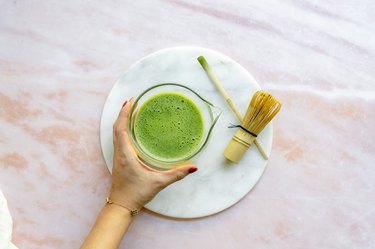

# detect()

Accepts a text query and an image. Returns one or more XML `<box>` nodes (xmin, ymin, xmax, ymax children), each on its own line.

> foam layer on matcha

<box><xmin>134</xmin><ymin>92</ymin><xmax>204</xmax><ymax>161</ymax></box>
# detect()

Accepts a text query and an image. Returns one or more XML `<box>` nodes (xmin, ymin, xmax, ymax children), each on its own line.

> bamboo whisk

<box><xmin>224</xmin><ymin>91</ymin><xmax>282</xmax><ymax>163</ymax></box>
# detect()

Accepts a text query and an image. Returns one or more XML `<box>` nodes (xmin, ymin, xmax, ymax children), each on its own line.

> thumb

<box><xmin>162</xmin><ymin>165</ymin><xmax>198</xmax><ymax>186</ymax></box>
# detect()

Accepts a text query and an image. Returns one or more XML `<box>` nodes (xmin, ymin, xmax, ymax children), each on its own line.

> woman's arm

<box><xmin>81</xmin><ymin>98</ymin><xmax>198</xmax><ymax>249</ymax></box>
<box><xmin>80</xmin><ymin>204</ymin><xmax>133</xmax><ymax>249</ymax></box>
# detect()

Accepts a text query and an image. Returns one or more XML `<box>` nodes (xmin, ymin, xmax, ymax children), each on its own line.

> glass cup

<box><xmin>128</xmin><ymin>83</ymin><xmax>222</xmax><ymax>170</ymax></box>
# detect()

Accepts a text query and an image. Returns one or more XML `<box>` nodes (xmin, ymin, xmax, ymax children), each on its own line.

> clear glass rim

<box><xmin>128</xmin><ymin>83</ymin><xmax>221</xmax><ymax>166</ymax></box>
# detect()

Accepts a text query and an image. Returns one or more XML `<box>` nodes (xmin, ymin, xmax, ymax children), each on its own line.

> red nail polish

<box><xmin>122</xmin><ymin>100</ymin><xmax>128</xmax><ymax>107</ymax></box>
<box><xmin>188</xmin><ymin>167</ymin><xmax>198</xmax><ymax>174</ymax></box>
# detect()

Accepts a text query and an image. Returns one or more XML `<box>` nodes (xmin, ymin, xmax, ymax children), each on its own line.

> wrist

<box><xmin>109</xmin><ymin>187</ymin><xmax>144</xmax><ymax>209</ymax></box>
<box><xmin>103</xmin><ymin>201</ymin><xmax>137</xmax><ymax>219</ymax></box>
<box><xmin>106</xmin><ymin>197</ymin><xmax>141</xmax><ymax>217</ymax></box>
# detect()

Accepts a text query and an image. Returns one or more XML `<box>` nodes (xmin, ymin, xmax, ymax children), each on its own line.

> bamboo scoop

<box><xmin>197</xmin><ymin>56</ymin><xmax>269</xmax><ymax>160</ymax></box>
<box><xmin>224</xmin><ymin>91</ymin><xmax>281</xmax><ymax>163</ymax></box>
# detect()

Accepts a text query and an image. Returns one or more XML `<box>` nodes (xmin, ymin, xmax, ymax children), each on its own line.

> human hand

<box><xmin>109</xmin><ymin>98</ymin><xmax>198</xmax><ymax>210</ymax></box>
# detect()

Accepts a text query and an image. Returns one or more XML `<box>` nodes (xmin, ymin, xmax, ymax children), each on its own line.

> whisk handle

<box><xmin>224</xmin><ymin>129</ymin><xmax>256</xmax><ymax>163</ymax></box>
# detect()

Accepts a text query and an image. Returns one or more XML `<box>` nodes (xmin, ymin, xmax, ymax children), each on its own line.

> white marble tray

<box><xmin>100</xmin><ymin>47</ymin><xmax>273</xmax><ymax>218</ymax></box>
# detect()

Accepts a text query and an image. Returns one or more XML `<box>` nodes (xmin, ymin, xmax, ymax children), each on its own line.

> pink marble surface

<box><xmin>0</xmin><ymin>0</ymin><xmax>374</xmax><ymax>248</ymax></box>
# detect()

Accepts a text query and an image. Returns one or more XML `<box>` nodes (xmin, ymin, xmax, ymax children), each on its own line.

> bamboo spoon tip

<box><xmin>197</xmin><ymin>56</ymin><xmax>208</xmax><ymax>67</ymax></box>
<box><xmin>197</xmin><ymin>55</ymin><xmax>205</xmax><ymax>61</ymax></box>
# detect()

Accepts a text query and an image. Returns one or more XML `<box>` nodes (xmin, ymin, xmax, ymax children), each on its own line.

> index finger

<box><xmin>116</xmin><ymin>97</ymin><xmax>134</xmax><ymax>131</ymax></box>
<box><xmin>114</xmin><ymin>97</ymin><xmax>136</xmax><ymax>154</ymax></box>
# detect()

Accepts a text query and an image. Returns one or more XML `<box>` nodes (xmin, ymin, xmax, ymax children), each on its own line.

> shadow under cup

<box><xmin>128</xmin><ymin>83</ymin><xmax>222</xmax><ymax>170</ymax></box>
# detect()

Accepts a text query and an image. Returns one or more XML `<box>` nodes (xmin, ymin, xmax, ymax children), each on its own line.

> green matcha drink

<box><xmin>134</xmin><ymin>92</ymin><xmax>204</xmax><ymax>161</ymax></box>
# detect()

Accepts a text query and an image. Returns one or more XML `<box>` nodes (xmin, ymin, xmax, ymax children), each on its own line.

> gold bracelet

<box><xmin>106</xmin><ymin>197</ymin><xmax>140</xmax><ymax>216</ymax></box>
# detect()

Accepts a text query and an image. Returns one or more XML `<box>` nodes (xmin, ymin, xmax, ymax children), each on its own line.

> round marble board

<box><xmin>100</xmin><ymin>46</ymin><xmax>273</xmax><ymax>218</ymax></box>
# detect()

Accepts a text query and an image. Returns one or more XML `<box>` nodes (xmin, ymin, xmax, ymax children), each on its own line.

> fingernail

<box><xmin>122</xmin><ymin>100</ymin><xmax>128</xmax><ymax>107</ymax></box>
<box><xmin>188</xmin><ymin>167</ymin><xmax>198</xmax><ymax>174</ymax></box>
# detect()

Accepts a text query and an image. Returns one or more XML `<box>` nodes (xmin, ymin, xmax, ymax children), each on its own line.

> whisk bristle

<box><xmin>243</xmin><ymin>91</ymin><xmax>281</xmax><ymax>135</ymax></box>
